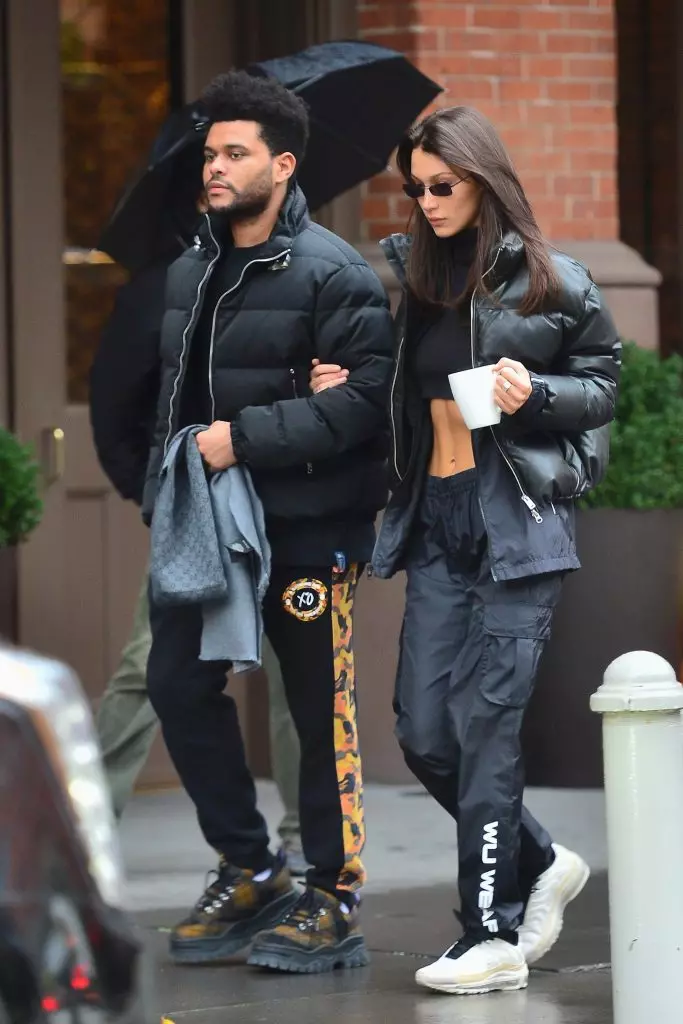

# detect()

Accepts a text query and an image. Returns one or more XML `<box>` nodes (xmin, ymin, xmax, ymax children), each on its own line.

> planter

<box><xmin>0</xmin><ymin>546</ymin><xmax>17</xmax><ymax>643</ymax></box>
<box><xmin>522</xmin><ymin>508</ymin><xmax>683</xmax><ymax>788</ymax></box>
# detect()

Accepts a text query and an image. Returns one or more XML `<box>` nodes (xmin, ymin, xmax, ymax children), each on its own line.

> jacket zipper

<box><xmin>389</xmin><ymin>332</ymin><xmax>406</xmax><ymax>483</ymax></box>
<box><xmin>470</xmin><ymin>254</ymin><xmax>543</xmax><ymax>525</ymax></box>
<box><xmin>208</xmin><ymin>247</ymin><xmax>292</xmax><ymax>421</ymax></box>
<box><xmin>289</xmin><ymin>368</ymin><xmax>313</xmax><ymax>475</ymax></box>
<box><xmin>163</xmin><ymin>217</ymin><xmax>222</xmax><ymax>455</ymax></box>
<box><xmin>491</xmin><ymin>432</ymin><xmax>543</xmax><ymax>523</ymax></box>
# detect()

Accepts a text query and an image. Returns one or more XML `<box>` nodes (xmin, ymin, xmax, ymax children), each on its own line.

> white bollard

<box><xmin>591</xmin><ymin>651</ymin><xmax>683</xmax><ymax>1022</ymax></box>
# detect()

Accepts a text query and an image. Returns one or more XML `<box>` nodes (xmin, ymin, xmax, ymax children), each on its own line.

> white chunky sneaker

<box><xmin>518</xmin><ymin>843</ymin><xmax>590</xmax><ymax>965</ymax></box>
<box><xmin>415</xmin><ymin>936</ymin><xmax>528</xmax><ymax>996</ymax></box>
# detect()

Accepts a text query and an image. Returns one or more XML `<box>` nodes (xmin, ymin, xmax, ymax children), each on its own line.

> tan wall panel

<box><xmin>355</xmin><ymin>571</ymin><xmax>411</xmax><ymax>785</ymax></box>
<box><xmin>62</xmin><ymin>497</ymin><xmax>108</xmax><ymax>699</ymax></box>
<box><xmin>8</xmin><ymin>0</ymin><xmax>68</xmax><ymax>659</ymax></box>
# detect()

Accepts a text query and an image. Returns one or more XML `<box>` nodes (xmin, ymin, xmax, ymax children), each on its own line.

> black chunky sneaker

<box><xmin>247</xmin><ymin>886</ymin><xmax>370</xmax><ymax>974</ymax></box>
<box><xmin>170</xmin><ymin>849</ymin><xmax>298</xmax><ymax>964</ymax></box>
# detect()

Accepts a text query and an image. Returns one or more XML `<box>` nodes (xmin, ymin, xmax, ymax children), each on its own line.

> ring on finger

<box><xmin>502</xmin><ymin>379</ymin><xmax>513</xmax><ymax>392</ymax></box>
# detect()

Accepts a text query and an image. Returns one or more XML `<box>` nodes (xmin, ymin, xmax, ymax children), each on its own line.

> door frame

<box><xmin>181</xmin><ymin>0</ymin><xmax>358</xmax><ymax>96</ymax></box>
<box><xmin>6</xmin><ymin>0</ymin><xmax>68</xmax><ymax>659</ymax></box>
<box><xmin>0</xmin><ymin>3</ymin><xmax>10</xmax><ymax>431</ymax></box>
<box><xmin>182</xmin><ymin>0</ymin><xmax>361</xmax><ymax>242</ymax></box>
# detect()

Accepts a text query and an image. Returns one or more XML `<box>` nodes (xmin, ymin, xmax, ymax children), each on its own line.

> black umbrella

<box><xmin>249</xmin><ymin>41</ymin><xmax>442</xmax><ymax>210</ymax></box>
<box><xmin>98</xmin><ymin>41</ymin><xmax>441</xmax><ymax>270</ymax></box>
<box><xmin>98</xmin><ymin>104</ymin><xmax>208</xmax><ymax>273</ymax></box>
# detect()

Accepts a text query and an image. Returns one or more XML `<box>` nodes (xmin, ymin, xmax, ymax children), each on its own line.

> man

<box><xmin>142</xmin><ymin>71</ymin><xmax>392</xmax><ymax>974</ymax></box>
<box><xmin>90</xmin><ymin>149</ymin><xmax>307</xmax><ymax>876</ymax></box>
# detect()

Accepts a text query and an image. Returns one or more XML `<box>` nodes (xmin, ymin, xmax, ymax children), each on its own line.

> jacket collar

<box><xmin>196</xmin><ymin>183</ymin><xmax>311</xmax><ymax>258</ymax></box>
<box><xmin>380</xmin><ymin>229</ymin><xmax>525</xmax><ymax>290</ymax></box>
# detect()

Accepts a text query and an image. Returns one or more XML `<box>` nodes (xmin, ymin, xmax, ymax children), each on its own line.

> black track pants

<box><xmin>395</xmin><ymin>470</ymin><xmax>563</xmax><ymax>936</ymax></box>
<box><xmin>147</xmin><ymin>563</ymin><xmax>365</xmax><ymax>897</ymax></box>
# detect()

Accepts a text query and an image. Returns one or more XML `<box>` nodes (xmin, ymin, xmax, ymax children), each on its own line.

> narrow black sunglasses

<box><xmin>402</xmin><ymin>176</ymin><xmax>470</xmax><ymax>200</ymax></box>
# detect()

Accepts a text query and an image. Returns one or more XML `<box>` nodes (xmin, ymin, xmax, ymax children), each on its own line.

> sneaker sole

<box><xmin>416</xmin><ymin>965</ymin><xmax>529</xmax><ymax>996</ymax></box>
<box><xmin>524</xmin><ymin>856</ymin><xmax>590</xmax><ymax>966</ymax></box>
<box><xmin>170</xmin><ymin>889</ymin><xmax>300</xmax><ymax>964</ymax></box>
<box><xmin>247</xmin><ymin>934</ymin><xmax>370</xmax><ymax>974</ymax></box>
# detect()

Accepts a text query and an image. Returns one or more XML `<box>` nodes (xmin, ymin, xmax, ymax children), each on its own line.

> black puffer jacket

<box><xmin>372</xmin><ymin>231</ymin><xmax>621</xmax><ymax>582</ymax></box>
<box><xmin>142</xmin><ymin>186</ymin><xmax>393</xmax><ymax>564</ymax></box>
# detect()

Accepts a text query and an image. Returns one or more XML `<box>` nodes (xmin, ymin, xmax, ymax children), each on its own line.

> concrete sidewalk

<box><xmin>120</xmin><ymin>781</ymin><xmax>607</xmax><ymax>910</ymax></box>
<box><xmin>121</xmin><ymin>784</ymin><xmax>613</xmax><ymax>1022</ymax></box>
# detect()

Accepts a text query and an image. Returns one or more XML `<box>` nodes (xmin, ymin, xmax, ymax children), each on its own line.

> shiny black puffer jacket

<box><xmin>372</xmin><ymin>231</ymin><xmax>621</xmax><ymax>582</ymax></box>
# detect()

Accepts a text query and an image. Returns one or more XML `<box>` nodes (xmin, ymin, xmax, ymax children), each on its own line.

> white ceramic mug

<box><xmin>448</xmin><ymin>364</ymin><xmax>502</xmax><ymax>430</ymax></box>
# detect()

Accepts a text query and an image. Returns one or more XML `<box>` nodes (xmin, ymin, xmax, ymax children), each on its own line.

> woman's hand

<box><xmin>493</xmin><ymin>358</ymin><xmax>533</xmax><ymax>415</ymax></box>
<box><xmin>310</xmin><ymin>358</ymin><xmax>349</xmax><ymax>394</ymax></box>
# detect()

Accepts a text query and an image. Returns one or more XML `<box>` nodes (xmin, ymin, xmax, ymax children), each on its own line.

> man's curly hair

<box><xmin>199</xmin><ymin>71</ymin><xmax>309</xmax><ymax>164</ymax></box>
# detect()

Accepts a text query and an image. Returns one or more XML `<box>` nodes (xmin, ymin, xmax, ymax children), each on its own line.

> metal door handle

<box><xmin>41</xmin><ymin>426</ymin><xmax>65</xmax><ymax>484</ymax></box>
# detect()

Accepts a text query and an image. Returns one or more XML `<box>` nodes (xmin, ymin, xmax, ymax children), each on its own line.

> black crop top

<box><xmin>414</xmin><ymin>307</ymin><xmax>472</xmax><ymax>399</ymax></box>
<box><xmin>412</xmin><ymin>226</ymin><xmax>477</xmax><ymax>400</ymax></box>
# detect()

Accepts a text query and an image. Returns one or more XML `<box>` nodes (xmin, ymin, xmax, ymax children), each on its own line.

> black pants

<box><xmin>396</xmin><ymin>470</ymin><xmax>562</xmax><ymax>937</ymax></box>
<box><xmin>147</xmin><ymin>564</ymin><xmax>365</xmax><ymax>897</ymax></box>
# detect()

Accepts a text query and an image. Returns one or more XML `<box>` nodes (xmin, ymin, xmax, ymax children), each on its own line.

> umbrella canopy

<box><xmin>249</xmin><ymin>41</ymin><xmax>442</xmax><ymax>210</ymax></box>
<box><xmin>98</xmin><ymin>41</ymin><xmax>442</xmax><ymax>270</ymax></box>
<box><xmin>97</xmin><ymin>105</ymin><xmax>208</xmax><ymax>273</ymax></box>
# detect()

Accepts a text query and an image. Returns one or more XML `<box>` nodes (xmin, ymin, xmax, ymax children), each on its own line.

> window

<box><xmin>61</xmin><ymin>0</ymin><xmax>178</xmax><ymax>401</ymax></box>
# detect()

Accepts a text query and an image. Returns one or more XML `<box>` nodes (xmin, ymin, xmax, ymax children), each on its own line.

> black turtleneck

<box><xmin>413</xmin><ymin>227</ymin><xmax>478</xmax><ymax>400</ymax></box>
<box><xmin>179</xmin><ymin>218</ymin><xmax>270</xmax><ymax>427</ymax></box>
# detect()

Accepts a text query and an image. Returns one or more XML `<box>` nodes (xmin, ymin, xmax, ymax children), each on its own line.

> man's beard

<box><xmin>207</xmin><ymin>169</ymin><xmax>274</xmax><ymax>225</ymax></box>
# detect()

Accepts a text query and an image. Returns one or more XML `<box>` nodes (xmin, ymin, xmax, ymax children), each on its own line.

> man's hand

<box><xmin>196</xmin><ymin>420</ymin><xmax>237</xmax><ymax>471</ymax></box>
<box><xmin>310</xmin><ymin>358</ymin><xmax>349</xmax><ymax>394</ymax></box>
<box><xmin>493</xmin><ymin>357</ymin><xmax>533</xmax><ymax>415</ymax></box>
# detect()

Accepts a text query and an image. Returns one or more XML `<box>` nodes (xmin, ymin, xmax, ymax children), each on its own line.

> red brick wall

<box><xmin>358</xmin><ymin>0</ymin><xmax>619</xmax><ymax>243</ymax></box>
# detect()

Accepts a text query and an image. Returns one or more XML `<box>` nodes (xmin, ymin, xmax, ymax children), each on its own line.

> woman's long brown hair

<box><xmin>396</xmin><ymin>106</ymin><xmax>559</xmax><ymax>316</ymax></box>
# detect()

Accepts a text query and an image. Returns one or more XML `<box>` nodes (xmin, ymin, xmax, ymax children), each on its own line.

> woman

<box><xmin>311</xmin><ymin>106</ymin><xmax>620</xmax><ymax>997</ymax></box>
